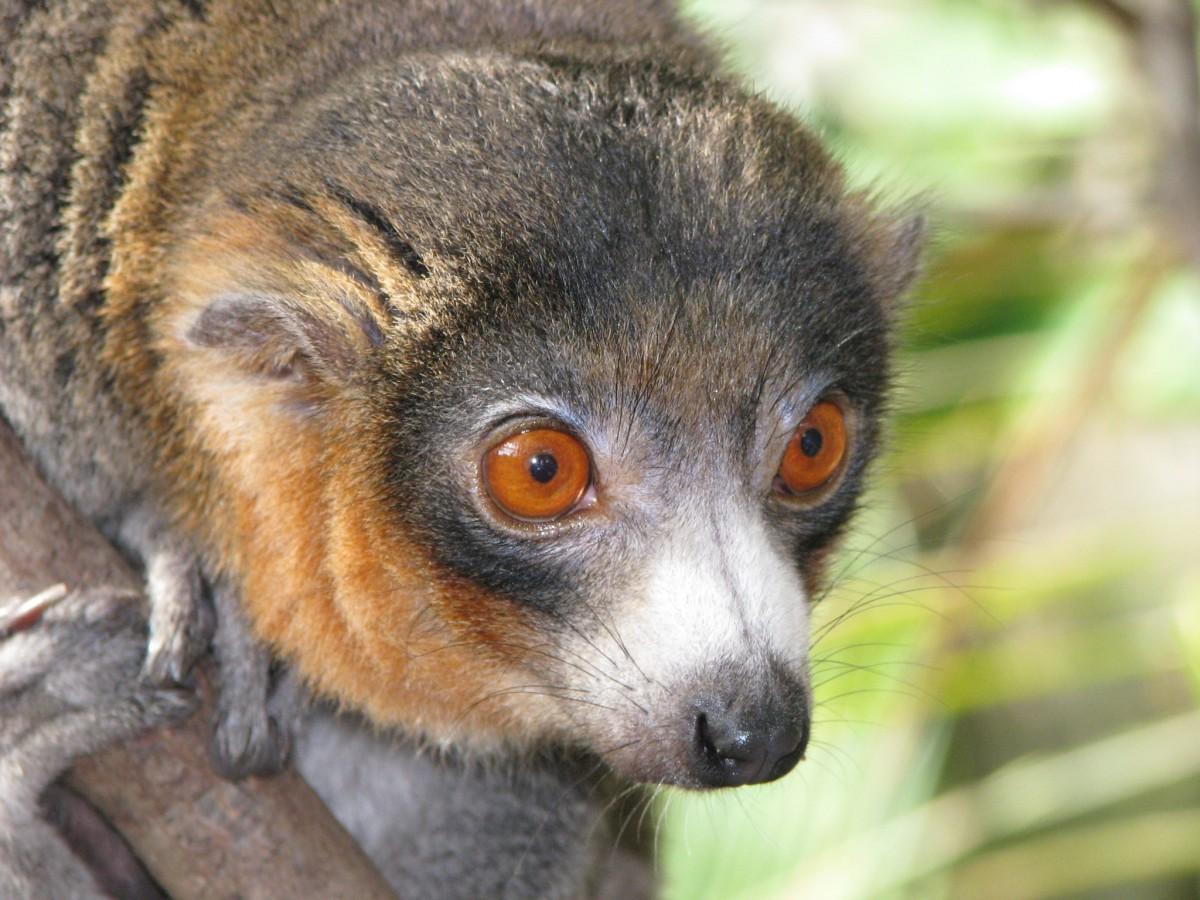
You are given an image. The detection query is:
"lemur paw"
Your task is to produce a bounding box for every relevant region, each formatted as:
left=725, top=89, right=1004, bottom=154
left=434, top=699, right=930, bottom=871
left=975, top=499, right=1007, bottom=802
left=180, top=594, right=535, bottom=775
left=142, top=548, right=214, bottom=685
left=209, top=693, right=291, bottom=779
left=0, top=585, right=196, bottom=773
left=0, top=586, right=194, bottom=899
left=207, top=579, right=294, bottom=778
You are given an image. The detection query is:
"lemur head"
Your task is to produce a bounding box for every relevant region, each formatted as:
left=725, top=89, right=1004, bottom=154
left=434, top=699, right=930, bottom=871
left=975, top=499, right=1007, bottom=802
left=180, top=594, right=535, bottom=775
left=160, top=50, right=921, bottom=789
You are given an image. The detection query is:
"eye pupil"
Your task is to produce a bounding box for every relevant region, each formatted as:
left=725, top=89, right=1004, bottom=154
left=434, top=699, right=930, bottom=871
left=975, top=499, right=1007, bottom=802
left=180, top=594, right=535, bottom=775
left=528, top=452, right=558, bottom=484
left=799, top=428, right=823, bottom=458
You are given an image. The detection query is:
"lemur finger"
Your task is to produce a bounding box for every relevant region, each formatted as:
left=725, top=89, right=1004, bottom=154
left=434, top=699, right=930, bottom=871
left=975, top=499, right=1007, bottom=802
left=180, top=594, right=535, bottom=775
left=210, top=699, right=291, bottom=779
left=142, top=547, right=214, bottom=685
left=208, top=578, right=291, bottom=778
left=268, top=666, right=310, bottom=740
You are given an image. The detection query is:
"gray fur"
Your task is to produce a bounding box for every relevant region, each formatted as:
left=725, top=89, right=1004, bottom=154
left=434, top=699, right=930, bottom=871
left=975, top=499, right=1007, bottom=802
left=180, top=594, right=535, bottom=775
left=0, top=0, right=220, bottom=751
left=0, top=587, right=193, bottom=898
left=296, top=707, right=655, bottom=900
left=208, top=577, right=290, bottom=778
left=139, top=539, right=211, bottom=686
left=0, top=0, right=146, bottom=529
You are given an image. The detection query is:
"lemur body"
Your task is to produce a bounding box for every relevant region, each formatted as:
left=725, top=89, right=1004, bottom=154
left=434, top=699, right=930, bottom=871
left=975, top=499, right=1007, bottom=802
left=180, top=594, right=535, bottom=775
left=1, top=0, right=921, bottom=895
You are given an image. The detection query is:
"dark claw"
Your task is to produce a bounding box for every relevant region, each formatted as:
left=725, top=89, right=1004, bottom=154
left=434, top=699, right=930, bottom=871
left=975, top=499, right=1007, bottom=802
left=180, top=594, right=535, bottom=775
left=0, top=584, right=67, bottom=639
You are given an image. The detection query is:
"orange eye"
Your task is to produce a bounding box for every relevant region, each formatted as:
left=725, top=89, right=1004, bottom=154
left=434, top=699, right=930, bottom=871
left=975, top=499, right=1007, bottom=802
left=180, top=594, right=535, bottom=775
left=777, top=401, right=847, bottom=496
left=483, top=428, right=591, bottom=521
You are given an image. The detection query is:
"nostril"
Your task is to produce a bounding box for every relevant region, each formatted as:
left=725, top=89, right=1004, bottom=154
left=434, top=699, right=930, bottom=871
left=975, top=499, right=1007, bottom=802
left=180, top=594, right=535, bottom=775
left=695, top=712, right=709, bottom=752
left=695, top=711, right=753, bottom=762
left=766, top=722, right=806, bottom=780
left=695, top=712, right=724, bottom=763
left=691, top=706, right=808, bottom=788
left=695, top=712, right=718, bottom=763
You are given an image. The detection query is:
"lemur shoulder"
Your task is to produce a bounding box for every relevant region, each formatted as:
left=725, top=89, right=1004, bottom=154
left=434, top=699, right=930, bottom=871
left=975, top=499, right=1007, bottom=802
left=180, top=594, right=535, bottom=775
left=0, top=0, right=922, bottom=896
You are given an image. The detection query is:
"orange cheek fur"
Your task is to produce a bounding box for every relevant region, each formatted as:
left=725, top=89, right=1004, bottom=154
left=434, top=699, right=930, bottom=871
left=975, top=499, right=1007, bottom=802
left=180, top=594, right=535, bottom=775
left=153, top=220, right=565, bottom=745
left=231, top=412, right=558, bottom=742
left=161, top=355, right=559, bottom=747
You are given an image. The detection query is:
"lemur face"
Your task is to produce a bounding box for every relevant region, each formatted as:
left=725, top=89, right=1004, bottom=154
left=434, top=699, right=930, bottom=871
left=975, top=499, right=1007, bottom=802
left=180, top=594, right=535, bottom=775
left=170, top=54, right=919, bottom=790
left=380, top=264, right=888, bottom=788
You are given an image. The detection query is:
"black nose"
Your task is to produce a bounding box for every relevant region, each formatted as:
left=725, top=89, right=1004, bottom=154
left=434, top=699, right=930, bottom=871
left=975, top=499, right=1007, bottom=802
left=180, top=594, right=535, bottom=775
left=692, top=701, right=808, bottom=788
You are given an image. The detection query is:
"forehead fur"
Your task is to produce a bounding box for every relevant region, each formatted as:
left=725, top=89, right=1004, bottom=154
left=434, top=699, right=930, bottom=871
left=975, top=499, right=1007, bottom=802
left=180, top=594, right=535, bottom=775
left=278, top=54, right=888, bottom=394
left=222, top=48, right=891, bottom=338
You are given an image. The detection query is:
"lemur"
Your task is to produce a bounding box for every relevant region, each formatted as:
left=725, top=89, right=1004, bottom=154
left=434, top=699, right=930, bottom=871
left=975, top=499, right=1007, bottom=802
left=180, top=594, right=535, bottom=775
left=0, top=0, right=922, bottom=896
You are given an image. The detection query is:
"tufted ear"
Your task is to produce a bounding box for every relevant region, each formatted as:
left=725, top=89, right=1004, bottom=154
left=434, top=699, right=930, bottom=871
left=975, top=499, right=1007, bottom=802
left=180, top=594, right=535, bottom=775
left=185, top=290, right=385, bottom=385
left=870, top=211, right=926, bottom=301
left=846, top=191, right=927, bottom=305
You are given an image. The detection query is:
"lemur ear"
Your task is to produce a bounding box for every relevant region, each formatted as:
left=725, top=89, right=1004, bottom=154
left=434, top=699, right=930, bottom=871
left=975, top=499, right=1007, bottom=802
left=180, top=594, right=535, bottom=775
left=872, top=212, right=926, bottom=301
left=848, top=193, right=927, bottom=305
left=185, top=290, right=384, bottom=384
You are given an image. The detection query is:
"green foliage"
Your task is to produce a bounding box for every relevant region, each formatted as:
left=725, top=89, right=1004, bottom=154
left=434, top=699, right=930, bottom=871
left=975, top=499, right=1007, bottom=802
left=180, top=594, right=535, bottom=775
left=660, top=2, right=1200, bottom=897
